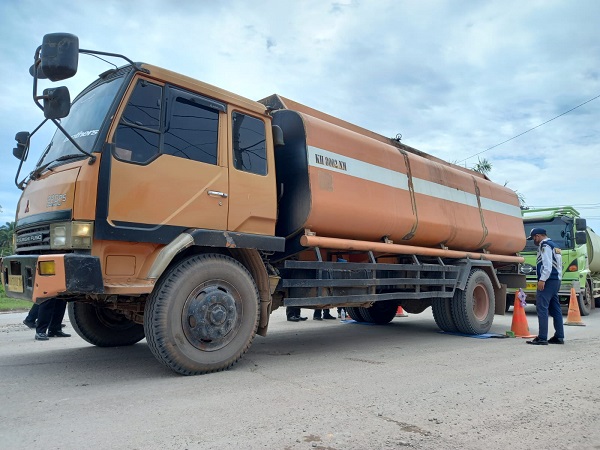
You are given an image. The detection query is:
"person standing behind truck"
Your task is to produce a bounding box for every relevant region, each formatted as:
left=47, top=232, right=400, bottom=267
left=526, top=228, right=565, bottom=345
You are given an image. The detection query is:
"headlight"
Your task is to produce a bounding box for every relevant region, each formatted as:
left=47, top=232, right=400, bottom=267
left=519, top=263, right=534, bottom=275
left=50, top=221, right=94, bottom=250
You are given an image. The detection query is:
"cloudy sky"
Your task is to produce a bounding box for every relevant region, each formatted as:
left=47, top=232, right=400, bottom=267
left=1, top=0, right=599, bottom=232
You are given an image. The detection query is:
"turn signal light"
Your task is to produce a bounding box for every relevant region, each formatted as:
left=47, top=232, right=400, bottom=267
left=38, top=260, right=56, bottom=276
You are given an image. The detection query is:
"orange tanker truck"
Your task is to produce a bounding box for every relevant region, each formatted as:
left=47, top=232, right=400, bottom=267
left=2, top=34, right=525, bottom=375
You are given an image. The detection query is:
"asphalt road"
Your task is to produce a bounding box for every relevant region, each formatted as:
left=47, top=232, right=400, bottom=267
left=1, top=305, right=599, bottom=450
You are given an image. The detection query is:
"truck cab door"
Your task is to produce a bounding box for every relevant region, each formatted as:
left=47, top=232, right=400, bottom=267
left=227, top=110, right=277, bottom=235
left=99, top=79, right=229, bottom=243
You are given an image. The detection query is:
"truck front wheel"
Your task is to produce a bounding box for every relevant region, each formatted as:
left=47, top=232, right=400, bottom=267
left=451, top=269, right=495, bottom=334
left=578, top=281, right=593, bottom=316
left=68, top=302, right=145, bottom=347
left=144, top=254, right=259, bottom=375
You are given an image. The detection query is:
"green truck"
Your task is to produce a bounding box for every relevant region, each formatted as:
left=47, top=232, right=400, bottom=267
left=508, top=206, right=600, bottom=315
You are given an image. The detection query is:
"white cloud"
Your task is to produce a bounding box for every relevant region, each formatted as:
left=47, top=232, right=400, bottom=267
left=0, top=0, right=599, bottom=232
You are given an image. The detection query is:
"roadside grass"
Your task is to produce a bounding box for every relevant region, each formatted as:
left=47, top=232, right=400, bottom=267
left=0, top=285, right=32, bottom=312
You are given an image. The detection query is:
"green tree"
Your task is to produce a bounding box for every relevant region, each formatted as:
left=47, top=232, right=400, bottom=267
left=0, top=221, right=15, bottom=256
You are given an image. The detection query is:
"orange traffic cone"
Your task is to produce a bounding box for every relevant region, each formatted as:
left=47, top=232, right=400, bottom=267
left=565, top=286, right=586, bottom=326
left=511, top=291, right=536, bottom=338
left=395, top=306, right=408, bottom=317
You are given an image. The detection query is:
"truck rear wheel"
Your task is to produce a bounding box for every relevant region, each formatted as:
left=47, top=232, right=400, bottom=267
left=144, top=254, right=259, bottom=375
left=578, top=282, right=593, bottom=316
left=359, top=301, right=397, bottom=324
left=68, top=302, right=145, bottom=347
left=346, top=307, right=366, bottom=322
left=432, top=298, right=459, bottom=332
left=451, top=269, right=495, bottom=334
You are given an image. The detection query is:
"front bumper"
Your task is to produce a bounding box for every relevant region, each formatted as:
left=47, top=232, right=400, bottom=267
left=1, top=253, right=104, bottom=303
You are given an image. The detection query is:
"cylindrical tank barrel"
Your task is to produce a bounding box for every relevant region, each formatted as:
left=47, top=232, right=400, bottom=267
left=272, top=109, right=525, bottom=256
left=586, top=228, right=600, bottom=272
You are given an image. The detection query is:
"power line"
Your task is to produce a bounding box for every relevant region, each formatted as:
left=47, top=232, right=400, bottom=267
left=458, top=92, right=600, bottom=164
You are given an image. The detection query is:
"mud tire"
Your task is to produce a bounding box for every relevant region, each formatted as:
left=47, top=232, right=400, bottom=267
left=578, top=281, right=593, bottom=316
left=68, top=301, right=145, bottom=347
left=432, top=298, right=459, bottom=332
left=144, top=254, right=259, bottom=376
left=359, top=301, right=397, bottom=325
left=451, top=269, right=495, bottom=335
left=346, top=307, right=367, bottom=322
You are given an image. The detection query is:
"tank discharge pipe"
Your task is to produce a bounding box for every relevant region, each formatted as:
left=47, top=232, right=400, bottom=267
left=300, top=235, right=524, bottom=264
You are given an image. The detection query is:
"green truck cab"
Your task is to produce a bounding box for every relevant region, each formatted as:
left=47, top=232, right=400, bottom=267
left=509, top=206, right=600, bottom=315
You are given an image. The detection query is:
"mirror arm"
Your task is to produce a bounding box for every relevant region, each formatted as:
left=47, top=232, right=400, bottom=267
left=31, top=46, right=46, bottom=114
left=79, top=49, right=149, bottom=74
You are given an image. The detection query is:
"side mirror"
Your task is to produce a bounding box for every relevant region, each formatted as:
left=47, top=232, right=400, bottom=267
left=41, top=33, right=79, bottom=82
left=13, top=131, right=30, bottom=161
left=43, top=86, right=71, bottom=119
left=575, top=231, right=587, bottom=245
left=576, top=218, right=587, bottom=231
left=272, top=125, right=285, bottom=147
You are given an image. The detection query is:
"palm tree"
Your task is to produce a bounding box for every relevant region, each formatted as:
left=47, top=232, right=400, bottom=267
left=472, top=157, right=492, bottom=176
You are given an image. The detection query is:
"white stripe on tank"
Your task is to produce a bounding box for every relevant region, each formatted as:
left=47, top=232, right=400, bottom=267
left=307, top=146, right=522, bottom=218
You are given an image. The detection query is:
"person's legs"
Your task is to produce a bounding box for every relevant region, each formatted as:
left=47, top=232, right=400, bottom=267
left=48, top=299, right=69, bottom=335
left=35, top=299, right=56, bottom=339
left=535, top=286, right=551, bottom=341
left=287, top=306, right=300, bottom=319
left=322, top=308, right=335, bottom=319
left=313, top=309, right=322, bottom=320
left=546, top=280, right=564, bottom=340
left=23, top=303, right=39, bottom=328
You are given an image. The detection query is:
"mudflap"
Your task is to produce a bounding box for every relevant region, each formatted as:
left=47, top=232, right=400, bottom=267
left=495, top=283, right=507, bottom=315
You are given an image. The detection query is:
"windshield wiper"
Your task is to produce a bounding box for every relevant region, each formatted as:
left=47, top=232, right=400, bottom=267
left=29, top=161, right=54, bottom=181
left=29, top=154, right=86, bottom=181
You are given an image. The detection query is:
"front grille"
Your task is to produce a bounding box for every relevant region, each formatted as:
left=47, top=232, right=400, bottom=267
left=15, top=225, right=51, bottom=254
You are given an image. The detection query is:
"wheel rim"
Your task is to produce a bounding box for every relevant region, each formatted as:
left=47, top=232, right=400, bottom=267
left=182, top=280, right=241, bottom=351
left=472, top=284, right=490, bottom=320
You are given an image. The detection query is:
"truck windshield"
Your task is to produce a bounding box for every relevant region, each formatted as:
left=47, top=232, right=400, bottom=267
left=523, top=217, right=574, bottom=251
left=36, top=74, right=125, bottom=169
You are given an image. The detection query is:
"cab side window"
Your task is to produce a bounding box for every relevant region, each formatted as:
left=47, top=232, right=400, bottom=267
left=232, top=112, right=267, bottom=176
left=163, top=91, right=220, bottom=165
left=114, top=79, right=162, bottom=163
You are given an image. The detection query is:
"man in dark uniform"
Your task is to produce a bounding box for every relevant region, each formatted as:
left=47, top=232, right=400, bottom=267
left=526, top=227, right=565, bottom=345
left=34, top=298, right=71, bottom=340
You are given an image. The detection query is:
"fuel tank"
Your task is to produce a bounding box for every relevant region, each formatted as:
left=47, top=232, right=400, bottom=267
left=263, top=95, right=525, bottom=256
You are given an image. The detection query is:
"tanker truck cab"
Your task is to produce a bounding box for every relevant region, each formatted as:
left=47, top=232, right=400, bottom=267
left=3, top=33, right=282, bottom=357
left=511, top=207, right=597, bottom=315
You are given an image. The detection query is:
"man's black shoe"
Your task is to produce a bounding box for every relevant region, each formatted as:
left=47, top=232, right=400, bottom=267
left=548, top=336, right=564, bottom=344
left=23, top=319, right=36, bottom=329
left=35, top=332, right=49, bottom=341
left=48, top=330, right=71, bottom=338
left=288, top=316, right=306, bottom=322
left=526, top=337, right=548, bottom=345
left=323, top=313, right=336, bottom=320
left=313, top=316, right=323, bottom=320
